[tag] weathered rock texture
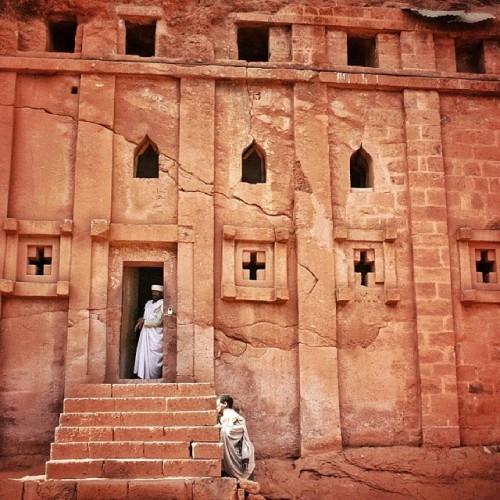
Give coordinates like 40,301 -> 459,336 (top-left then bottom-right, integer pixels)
0,0 -> 499,498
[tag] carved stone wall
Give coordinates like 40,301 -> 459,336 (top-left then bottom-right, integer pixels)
0,1 -> 499,497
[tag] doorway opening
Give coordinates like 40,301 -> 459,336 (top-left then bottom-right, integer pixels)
120,264 -> 163,379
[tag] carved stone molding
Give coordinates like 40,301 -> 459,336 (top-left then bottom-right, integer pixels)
221,225 -> 289,302
334,226 -> 400,305
457,227 -> 500,303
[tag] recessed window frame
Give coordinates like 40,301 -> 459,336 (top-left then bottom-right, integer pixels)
350,146 -> 373,190
347,35 -> 378,68
134,136 -> 160,179
455,39 -> 485,74
242,141 -> 266,184
237,25 -> 270,62
47,16 -> 78,53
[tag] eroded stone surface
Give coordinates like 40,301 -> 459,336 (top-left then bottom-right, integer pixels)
0,1 -> 499,498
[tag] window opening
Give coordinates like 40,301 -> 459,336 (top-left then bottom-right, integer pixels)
27,245 -> 52,276
125,20 -> 156,57
48,18 -> 77,53
71,86 -> 78,94
347,36 -> 377,67
354,250 -> 374,286
455,41 -> 485,74
135,138 -> 159,178
476,250 -> 497,283
242,142 -> 266,184
350,146 -> 372,188
238,26 -> 269,62
242,250 -> 266,281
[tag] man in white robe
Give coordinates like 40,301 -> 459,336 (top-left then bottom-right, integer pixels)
133,284 -> 164,379
217,394 -> 255,479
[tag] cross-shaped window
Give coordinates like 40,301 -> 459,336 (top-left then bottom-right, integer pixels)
27,246 -> 52,276
354,250 -> 374,286
476,250 -> 497,284
242,250 -> 266,281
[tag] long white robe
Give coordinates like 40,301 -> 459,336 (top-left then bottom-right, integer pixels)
219,408 -> 255,479
134,298 -> 164,379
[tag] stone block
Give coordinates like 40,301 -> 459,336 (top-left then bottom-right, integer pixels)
0,278 -> 14,294
143,441 -> 190,459
65,384 -> 112,398
51,443 -> 89,460
162,459 -> 221,477
46,459 -> 104,479
76,479 -> 128,500
114,397 -> 166,412
88,441 -> 144,459
192,478 -> 238,500
55,427 -> 113,443
163,426 -> 220,442
23,478 -> 77,500
128,479 -> 192,500
0,478 -> 23,500
57,281 -> 70,296
176,383 -> 215,397
120,412 -> 168,427
103,459 -> 163,479
64,398 -> 115,413
165,395 -> 216,411
113,427 -> 164,442
191,442 -> 224,459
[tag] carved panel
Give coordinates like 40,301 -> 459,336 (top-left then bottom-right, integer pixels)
457,227 -> 500,303
221,225 -> 289,302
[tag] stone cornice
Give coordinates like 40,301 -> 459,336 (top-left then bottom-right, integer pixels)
0,56 -> 499,95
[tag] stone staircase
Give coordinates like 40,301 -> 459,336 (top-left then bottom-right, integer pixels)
2,382 -> 265,499
46,382 -> 223,481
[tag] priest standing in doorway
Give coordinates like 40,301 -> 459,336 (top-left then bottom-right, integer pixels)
134,284 -> 164,379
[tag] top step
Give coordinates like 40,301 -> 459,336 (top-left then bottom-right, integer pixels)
66,383 -> 216,398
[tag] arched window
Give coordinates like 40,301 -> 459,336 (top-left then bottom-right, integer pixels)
242,142 -> 266,184
135,137 -> 159,178
350,146 -> 372,188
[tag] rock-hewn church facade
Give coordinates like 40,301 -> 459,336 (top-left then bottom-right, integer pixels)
0,1 -> 499,498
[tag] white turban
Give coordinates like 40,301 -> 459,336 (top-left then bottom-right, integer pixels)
151,285 -> 164,292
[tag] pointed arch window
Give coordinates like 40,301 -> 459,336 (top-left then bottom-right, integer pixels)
350,146 -> 372,189
135,137 -> 159,178
242,142 -> 266,184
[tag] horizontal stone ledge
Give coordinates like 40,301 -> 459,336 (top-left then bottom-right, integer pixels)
231,10 -> 499,36
0,280 -> 70,297
0,55 -> 316,82
0,56 -> 498,94
318,71 -> 500,95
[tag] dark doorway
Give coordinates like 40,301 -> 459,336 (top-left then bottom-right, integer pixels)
120,265 -> 163,379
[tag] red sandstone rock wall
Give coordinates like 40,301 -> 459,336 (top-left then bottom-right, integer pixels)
441,94 -> 500,445
0,1 -> 499,498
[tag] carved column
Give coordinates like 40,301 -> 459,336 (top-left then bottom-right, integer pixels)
65,74 -> 115,386
178,78 -> 215,382
404,89 -> 460,446
0,72 -> 16,310
294,82 -> 342,455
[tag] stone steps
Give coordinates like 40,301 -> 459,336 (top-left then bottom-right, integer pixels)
46,458 -> 222,479
45,383 -> 223,480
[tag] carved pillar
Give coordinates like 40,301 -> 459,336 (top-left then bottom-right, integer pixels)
404,90 -> 460,446
0,73 -> 16,311
178,78 -> 215,382
65,74 -> 115,386
294,82 -> 342,455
